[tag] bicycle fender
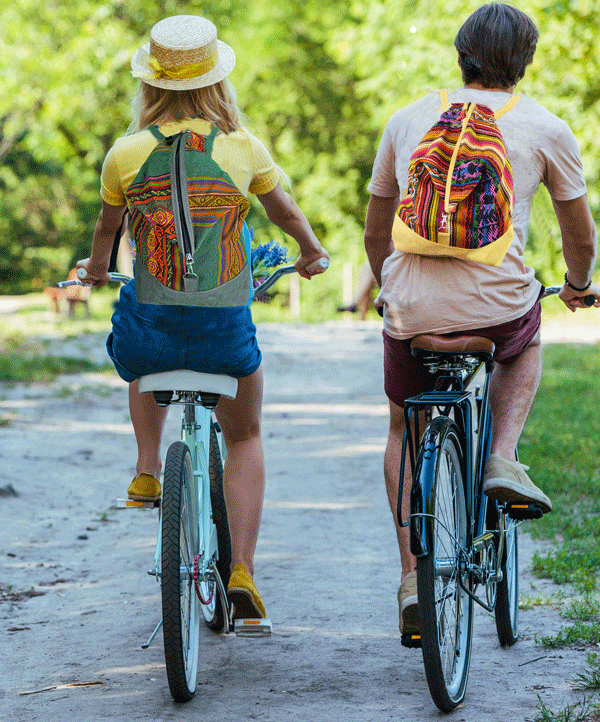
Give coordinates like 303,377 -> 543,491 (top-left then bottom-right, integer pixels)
409,416 -> 461,558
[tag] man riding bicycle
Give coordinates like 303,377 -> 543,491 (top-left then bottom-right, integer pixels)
364,3 -> 599,637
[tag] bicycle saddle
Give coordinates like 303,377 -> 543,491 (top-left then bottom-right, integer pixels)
410,334 -> 495,357
138,370 -> 238,399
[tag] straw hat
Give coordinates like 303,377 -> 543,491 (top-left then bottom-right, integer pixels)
131,15 -> 235,90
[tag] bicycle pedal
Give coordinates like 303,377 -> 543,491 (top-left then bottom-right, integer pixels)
401,633 -> 422,649
115,498 -> 160,509
506,502 -> 544,520
234,618 -> 272,637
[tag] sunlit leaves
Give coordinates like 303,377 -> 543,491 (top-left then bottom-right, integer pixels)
0,0 -> 598,296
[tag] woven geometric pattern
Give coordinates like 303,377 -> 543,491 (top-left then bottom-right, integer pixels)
397,102 -> 514,250
127,130 -> 249,293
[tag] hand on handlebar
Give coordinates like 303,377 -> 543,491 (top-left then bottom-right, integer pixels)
75,259 -> 111,288
558,281 -> 600,312
294,250 -> 330,280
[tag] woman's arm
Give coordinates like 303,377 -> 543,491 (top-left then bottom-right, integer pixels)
76,201 -> 127,287
256,183 -> 329,279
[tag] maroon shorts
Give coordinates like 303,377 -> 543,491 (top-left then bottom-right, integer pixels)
383,295 -> 542,408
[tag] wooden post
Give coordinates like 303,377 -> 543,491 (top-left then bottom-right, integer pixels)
289,273 -> 300,317
342,262 -> 353,308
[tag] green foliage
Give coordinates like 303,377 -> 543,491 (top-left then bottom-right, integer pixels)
1,0 -> 599,296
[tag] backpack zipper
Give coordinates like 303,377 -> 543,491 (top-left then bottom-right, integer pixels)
169,132 -> 198,291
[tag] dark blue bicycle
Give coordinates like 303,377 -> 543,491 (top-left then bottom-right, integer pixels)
399,286 -> 595,712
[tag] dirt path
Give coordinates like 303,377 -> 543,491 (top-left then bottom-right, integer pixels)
0,321 -> 594,721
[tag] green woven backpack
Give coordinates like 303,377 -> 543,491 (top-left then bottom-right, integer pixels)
126,125 -> 252,306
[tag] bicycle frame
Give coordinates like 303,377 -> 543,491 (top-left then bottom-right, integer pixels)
149,393 -> 231,632
401,353 -> 503,611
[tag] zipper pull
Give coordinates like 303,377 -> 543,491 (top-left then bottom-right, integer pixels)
183,254 -> 198,293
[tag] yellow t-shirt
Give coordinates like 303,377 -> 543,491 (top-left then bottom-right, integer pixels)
101,118 -> 280,206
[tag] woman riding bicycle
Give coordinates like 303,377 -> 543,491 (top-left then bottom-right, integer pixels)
76,14 -> 329,621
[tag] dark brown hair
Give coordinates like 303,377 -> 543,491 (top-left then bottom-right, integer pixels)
454,3 -> 538,89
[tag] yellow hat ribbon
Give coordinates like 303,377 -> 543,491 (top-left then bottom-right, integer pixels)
133,51 -> 217,81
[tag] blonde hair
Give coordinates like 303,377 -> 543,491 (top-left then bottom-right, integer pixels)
129,78 -> 243,134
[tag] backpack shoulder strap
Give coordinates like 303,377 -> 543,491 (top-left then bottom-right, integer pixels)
148,125 -> 165,141
439,89 -> 450,112
202,125 -> 220,156
493,95 -> 520,119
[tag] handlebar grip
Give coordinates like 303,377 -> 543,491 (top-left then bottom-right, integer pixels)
584,294 -> 596,307
76,267 -> 88,280
306,257 -> 329,272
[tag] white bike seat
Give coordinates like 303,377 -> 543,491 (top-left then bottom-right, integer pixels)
138,370 -> 238,399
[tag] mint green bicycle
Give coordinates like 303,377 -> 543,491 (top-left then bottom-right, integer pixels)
62,259 -> 327,702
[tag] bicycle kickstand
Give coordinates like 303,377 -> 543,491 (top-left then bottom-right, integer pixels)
142,618 -> 163,649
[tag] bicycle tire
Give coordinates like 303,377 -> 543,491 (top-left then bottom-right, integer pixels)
201,422 -> 232,631
416,421 -> 473,712
161,441 -> 200,702
494,516 -> 519,646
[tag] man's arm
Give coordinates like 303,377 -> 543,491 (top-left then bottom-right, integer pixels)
553,194 -> 600,311
364,194 -> 399,287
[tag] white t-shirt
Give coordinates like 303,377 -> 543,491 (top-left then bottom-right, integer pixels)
368,89 -> 588,339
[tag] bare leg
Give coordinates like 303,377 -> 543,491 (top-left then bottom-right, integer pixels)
129,379 -> 169,479
215,366 -> 265,578
489,335 -> 542,459
384,400 -> 418,581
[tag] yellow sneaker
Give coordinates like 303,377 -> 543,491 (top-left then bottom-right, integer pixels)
227,563 -> 266,619
127,473 -> 161,502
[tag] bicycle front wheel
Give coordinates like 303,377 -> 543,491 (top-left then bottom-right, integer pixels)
495,516 -> 519,646
161,441 -> 200,702
201,422 -> 232,631
416,422 -> 473,712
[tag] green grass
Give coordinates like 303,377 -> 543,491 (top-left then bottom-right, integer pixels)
521,343 -> 600,595
0,350 -> 108,383
0,330 -> 110,383
572,653 -> 600,693
516,341 -> 600,697
536,622 -> 600,649
532,695 -> 596,722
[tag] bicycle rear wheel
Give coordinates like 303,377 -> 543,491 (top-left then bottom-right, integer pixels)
494,516 -> 519,646
161,441 -> 200,702
416,421 -> 473,712
200,422 -> 232,631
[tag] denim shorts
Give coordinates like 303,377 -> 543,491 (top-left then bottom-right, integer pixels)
106,280 -> 261,383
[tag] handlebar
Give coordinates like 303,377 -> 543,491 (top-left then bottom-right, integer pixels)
542,285 -> 596,307
58,257 -> 329,300
57,272 -> 131,288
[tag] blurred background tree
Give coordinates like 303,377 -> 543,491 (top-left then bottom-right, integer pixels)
1,0 -> 598,302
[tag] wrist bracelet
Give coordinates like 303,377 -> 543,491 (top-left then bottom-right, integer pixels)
564,272 -> 592,292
